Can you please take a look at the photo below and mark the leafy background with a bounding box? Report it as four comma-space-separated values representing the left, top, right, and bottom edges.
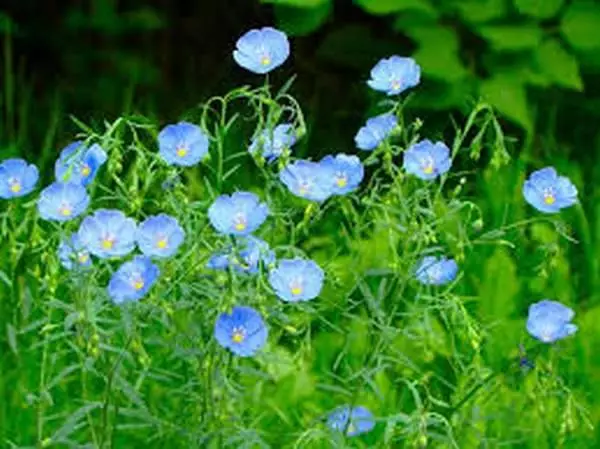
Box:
2, 0, 600, 447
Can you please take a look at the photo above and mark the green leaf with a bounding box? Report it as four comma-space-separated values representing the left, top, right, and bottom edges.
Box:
480, 74, 533, 130
262, 0, 329, 7
452, 0, 507, 23
6, 323, 18, 355
406, 26, 468, 81
477, 24, 543, 51
476, 249, 521, 367
354, 0, 438, 15
536, 39, 583, 90
274, 2, 332, 36
514, 0, 563, 19
561, 1, 600, 50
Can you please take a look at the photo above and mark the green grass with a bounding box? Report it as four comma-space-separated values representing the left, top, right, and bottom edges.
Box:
1, 42, 599, 449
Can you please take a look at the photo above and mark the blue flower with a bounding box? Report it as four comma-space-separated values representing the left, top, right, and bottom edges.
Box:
136, 213, 185, 258
208, 192, 269, 236
0, 158, 39, 199
415, 256, 458, 286
319, 154, 364, 196
327, 405, 375, 437
268, 258, 324, 302
526, 299, 577, 343
367, 56, 420, 96
55, 141, 107, 186
403, 139, 451, 180
249, 124, 296, 161
78, 209, 137, 258
233, 27, 290, 74
214, 306, 268, 357
279, 160, 332, 202
58, 233, 92, 270
207, 236, 275, 274
523, 167, 578, 214
355, 113, 397, 151
158, 122, 209, 167
37, 182, 90, 222
107, 255, 160, 304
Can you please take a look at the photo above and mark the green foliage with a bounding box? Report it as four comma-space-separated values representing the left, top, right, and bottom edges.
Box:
270, 0, 599, 134
561, 1, 600, 51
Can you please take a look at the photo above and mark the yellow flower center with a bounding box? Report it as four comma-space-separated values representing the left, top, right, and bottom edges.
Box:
156, 238, 168, 249
234, 214, 247, 231
232, 332, 245, 343
544, 194, 556, 205
133, 279, 144, 290
298, 183, 310, 195
78, 253, 89, 264
290, 281, 303, 296
102, 238, 114, 250
81, 164, 91, 176
336, 177, 348, 188
391, 79, 401, 91
176, 147, 188, 157
346, 422, 356, 435
261, 55, 271, 66
232, 327, 245, 343
10, 182, 21, 193
421, 157, 435, 175
59, 205, 72, 217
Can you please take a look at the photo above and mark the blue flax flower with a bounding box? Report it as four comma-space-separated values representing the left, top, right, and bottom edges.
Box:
327, 405, 375, 437
403, 139, 451, 180
268, 258, 324, 302
523, 167, 578, 214
37, 182, 90, 222
55, 141, 107, 186
136, 213, 185, 258
319, 154, 364, 196
233, 27, 290, 74
279, 160, 332, 202
0, 158, 39, 199
249, 124, 296, 161
367, 55, 420, 96
158, 122, 209, 167
214, 306, 268, 357
78, 209, 137, 258
355, 113, 397, 151
526, 299, 577, 343
415, 256, 458, 286
208, 192, 269, 236
207, 236, 275, 274
58, 233, 92, 270
108, 255, 159, 304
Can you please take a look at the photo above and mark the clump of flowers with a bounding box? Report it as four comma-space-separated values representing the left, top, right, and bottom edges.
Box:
0, 23, 585, 448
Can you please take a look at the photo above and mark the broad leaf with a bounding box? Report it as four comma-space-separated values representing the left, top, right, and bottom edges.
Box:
406, 26, 468, 81
477, 24, 542, 51
480, 74, 533, 131
452, 0, 507, 23
561, 1, 600, 50
514, 0, 563, 19
536, 39, 583, 90
355, 0, 438, 15
274, 2, 332, 36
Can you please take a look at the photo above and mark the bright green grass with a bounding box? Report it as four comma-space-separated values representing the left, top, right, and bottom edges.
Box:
1, 46, 598, 449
